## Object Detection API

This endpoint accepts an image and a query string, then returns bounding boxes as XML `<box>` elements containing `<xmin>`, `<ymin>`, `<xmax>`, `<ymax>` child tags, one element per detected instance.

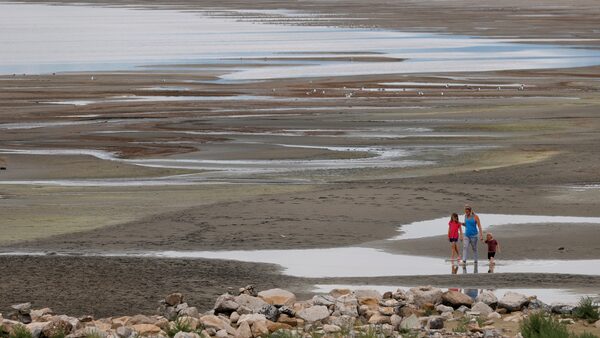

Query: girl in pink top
<box><xmin>448</xmin><ymin>213</ymin><xmax>464</xmax><ymax>262</ymax></box>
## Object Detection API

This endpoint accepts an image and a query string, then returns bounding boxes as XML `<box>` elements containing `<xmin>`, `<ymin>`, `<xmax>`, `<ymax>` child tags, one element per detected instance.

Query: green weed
<box><xmin>573</xmin><ymin>297</ymin><xmax>600</xmax><ymax>323</ymax></box>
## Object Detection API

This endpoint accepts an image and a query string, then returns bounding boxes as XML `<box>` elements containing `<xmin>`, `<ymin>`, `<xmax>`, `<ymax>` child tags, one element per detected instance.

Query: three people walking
<box><xmin>448</xmin><ymin>204</ymin><xmax>493</xmax><ymax>266</ymax></box>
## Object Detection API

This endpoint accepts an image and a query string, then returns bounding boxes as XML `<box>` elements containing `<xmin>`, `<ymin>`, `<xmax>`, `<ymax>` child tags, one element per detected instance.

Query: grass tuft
<box><xmin>573</xmin><ymin>297</ymin><xmax>600</xmax><ymax>323</ymax></box>
<box><xmin>8</xmin><ymin>325</ymin><xmax>33</xmax><ymax>338</ymax></box>
<box><xmin>520</xmin><ymin>312</ymin><xmax>570</xmax><ymax>338</ymax></box>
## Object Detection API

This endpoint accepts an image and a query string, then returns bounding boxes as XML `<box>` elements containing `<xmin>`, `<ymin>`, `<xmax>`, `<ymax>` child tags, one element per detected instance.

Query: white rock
<box><xmin>215</xmin><ymin>329</ymin><xmax>227</xmax><ymax>338</ymax></box>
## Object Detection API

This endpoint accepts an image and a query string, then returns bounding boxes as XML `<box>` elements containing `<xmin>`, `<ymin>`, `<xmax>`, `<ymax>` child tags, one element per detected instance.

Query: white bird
<box><xmin>445</xmin><ymin>84</ymin><xmax>449</xmax><ymax>88</ymax></box>
<box><xmin>322</xmin><ymin>90</ymin><xmax>325</xmax><ymax>94</ymax></box>
<box><xmin>91</xmin><ymin>76</ymin><xmax>95</xmax><ymax>81</ymax></box>
<box><xmin>441</xmin><ymin>92</ymin><xmax>444</xmax><ymax>96</ymax></box>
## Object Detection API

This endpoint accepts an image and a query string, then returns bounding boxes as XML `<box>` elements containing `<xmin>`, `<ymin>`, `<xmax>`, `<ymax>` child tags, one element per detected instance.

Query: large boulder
<box><xmin>498</xmin><ymin>292</ymin><xmax>529</xmax><ymax>312</ymax></box>
<box><xmin>409</xmin><ymin>286</ymin><xmax>443</xmax><ymax>307</ymax></box>
<box><xmin>234</xmin><ymin>294</ymin><xmax>269</xmax><ymax>313</ymax></box>
<box><xmin>125</xmin><ymin>315</ymin><xmax>155</xmax><ymax>326</ymax></box>
<box><xmin>11</xmin><ymin>303</ymin><xmax>32</xmax><ymax>314</ymax></box>
<box><xmin>476</xmin><ymin>291</ymin><xmax>498</xmax><ymax>307</ymax></box>
<box><xmin>297</xmin><ymin>306</ymin><xmax>330</xmax><ymax>323</ymax></box>
<box><xmin>257</xmin><ymin>289</ymin><xmax>296</xmax><ymax>307</ymax></box>
<box><xmin>250</xmin><ymin>321</ymin><xmax>268</xmax><ymax>337</ymax></box>
<box><xmin>442</xmin><ymin>290</ymin><xmax>474</xmax><ymax>308</ymax></box>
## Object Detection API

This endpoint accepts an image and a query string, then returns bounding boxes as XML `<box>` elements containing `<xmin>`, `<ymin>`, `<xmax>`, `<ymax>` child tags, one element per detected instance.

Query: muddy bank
<box><xmin>2</xmin><ymin>255</ymin><xmax>600</xmax><ymax>318</ymax></box>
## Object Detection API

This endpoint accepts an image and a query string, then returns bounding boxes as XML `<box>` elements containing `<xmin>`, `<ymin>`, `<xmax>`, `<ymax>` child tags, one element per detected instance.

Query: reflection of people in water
<box><xmin>451</xmin><ymin>262</ymin><xmax>459</xmax><ymax>275</ymax></box>
<box><xmin>464</xmin><ymin>288</ymin><xmax>478</xmax><ymax>300</ymax></box>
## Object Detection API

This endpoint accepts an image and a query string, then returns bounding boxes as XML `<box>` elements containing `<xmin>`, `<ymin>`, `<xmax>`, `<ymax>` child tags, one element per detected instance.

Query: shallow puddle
<box><xmin>2</xmin><ymin>3</ymin><xmax>600</xmax><ymax>79</ymax></box>
<box><xmin>391</xmin><ymin>214</ymin><xmax>600</xmax><ymax>240</ymax></box>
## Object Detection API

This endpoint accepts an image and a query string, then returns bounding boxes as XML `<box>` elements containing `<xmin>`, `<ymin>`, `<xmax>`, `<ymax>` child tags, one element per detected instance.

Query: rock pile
<box><xmin>1</xmin><ymin>286</ymin><xmax>598</xmax><ymax>338</ymax></box>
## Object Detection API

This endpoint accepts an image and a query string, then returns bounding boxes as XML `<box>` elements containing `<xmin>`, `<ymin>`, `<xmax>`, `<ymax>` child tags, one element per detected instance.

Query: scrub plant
<box><xmin>573</xmin><ymin>297</ymin><xmax>600</xmax><ymax>323</ymax></box>
<box><xmin>520</xmin><ymin>312</ymin><xmax>569</xmax><ymax>338</ymax></box>
<box><xmin>8</xmin><ymin>325</ymin><xmax>33</xmax><ymax>338</ymax></box>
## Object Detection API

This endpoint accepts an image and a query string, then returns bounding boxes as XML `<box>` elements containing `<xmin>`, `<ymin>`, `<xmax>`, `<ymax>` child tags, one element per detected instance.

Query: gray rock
<box><xmin>436</xmin><ymin>304</ymin><xmax>454</xmax><ymax>313</ymax></box>
<box><xmin>428</xmin><ymin>316</ymin><xmax>444</xmax><ymax>330</ymax></box>
<box><xmin>381</xmin><ymin>323</ymin><xmax>394</xmax><ymax>337</ymax></box>
<box><xmin>408</xmin><ymin>286</ymin><xmax>443</xmax><ymax>307</ymax></box>
<box><xmin>457</xmin><ymin>305</ymin><xmax>470</xmax><ymax>313</ymax></box>
<box><xmin>234</xmin><ymin>294</ymin><xmax>268</xmax><ymax>313</ymax></box>
<box><xmin>476</xmin><ymin>291</ymin><xmax>498</xmax><ymax>307</ymax></box>
<box><xmin>400</xmin><ymin>314</ymin><xmax>420</xmax><ymax>330</ymax></box>
<box><xmin>214</xmin><ymin>294</ymin><xmax>239</xmax><ymax>315</ymax></box>
<box><xmin>551</xmin><ymin>303</ymin><xmax>575</xmax><ymax>315</ymax></box>
<box><xmin>326</xmin><ymin>315</ymin><xmax>355</xmax><ymax>329</ymax></box>
<box><xmin>257</xmin><ymin>304</ymin><xmax>278</xmax><ymax>322</ymax></box>
<box><xmin>11</xmin><ymin>303</ymin><xmax>32</xmax><ymax>314</ymax></box>
<box><xmin>471</xmin><ymin>302</ymin><xmax>494</xmax><ymax>317</ymax></box>
<box><xmin>312</xmin><ymin>295</ymin><xmax>335</xmax><ymax>306</ymax></box>
<box><xmin>278</xmin><ymin>306</ymin><xmax>295</xmax><ymax>317</ymax></box>
<box><xmin>164</xmin><ymin>307</ymin><xmax>178</xmax><ymax>321</ymax></box>
<box><xmin>528</xmin><ymin>299</ymin><xmax>549</xmax><ymax>311</ymax></box>
<box><xmin>179</xmin><ymin>307</ymin><xmax>199</xmax><ymax>318</ymax></box>
<box><xmin>173</xmin><ymin>332</ymin><xmax>199</xmax><ymax>338</ymax></box>
<box><xmin>116</xmin><ymin>326</ymin><xmax>132</xmax><ymax>338</ymax></box>
<box><xmin>334</xmin><ymin>295</ymin><xmax>358</xmax><ymax>317</ymax></box>
<box><xmin>297</xmin><ymin>306</ymin><xmax>330</xmax><ymax>323</ymax></box>
<box><xmin>390</xmin><ymin>314</ymin><xmax>402</xmax><ymax>329</ymax></box>
<box><xmin>498</xmin><ymin>292</ymin><xmax>529</xmax><ymax>312</ymax></box>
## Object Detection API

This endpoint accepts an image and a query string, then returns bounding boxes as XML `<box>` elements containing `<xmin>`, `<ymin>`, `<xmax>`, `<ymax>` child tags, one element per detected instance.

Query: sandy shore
<box><xmin>2</xmin><ymin>0</ymin><xmax>600</xmax><ymax>318</ymax></box>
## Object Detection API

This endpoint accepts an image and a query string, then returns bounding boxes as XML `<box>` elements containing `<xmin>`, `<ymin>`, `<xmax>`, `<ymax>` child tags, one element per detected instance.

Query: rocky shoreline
<box><xmin>2</xmin><ymin>286</ymin><xmax>599</xmax><ymax>338</ymax></box>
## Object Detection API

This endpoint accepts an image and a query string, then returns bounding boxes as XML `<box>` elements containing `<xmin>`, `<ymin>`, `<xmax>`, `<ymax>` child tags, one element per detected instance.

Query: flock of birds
<box><xmin>301</xmin><ymin>83</ymin><xmax>526</xmax><ymax>98</ymax></box>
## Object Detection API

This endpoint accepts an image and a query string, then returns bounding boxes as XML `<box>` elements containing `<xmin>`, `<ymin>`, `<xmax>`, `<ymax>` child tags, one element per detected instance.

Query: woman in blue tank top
<box><xmin>462</xmin><ymin>204</ymin><xmax>483</xmax><ymax>265</ymax></box>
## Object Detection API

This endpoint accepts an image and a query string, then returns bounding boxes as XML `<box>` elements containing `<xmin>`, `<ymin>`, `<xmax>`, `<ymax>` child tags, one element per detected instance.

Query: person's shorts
<box><xmin>449</xmin><ymin>237</ymin><xmax>459</xmax><ymax>243</ymax></box>
<box><xmin>488</xmin><ymin>252</ymin><xmax>496</xmax><ymax>259</ymax></box>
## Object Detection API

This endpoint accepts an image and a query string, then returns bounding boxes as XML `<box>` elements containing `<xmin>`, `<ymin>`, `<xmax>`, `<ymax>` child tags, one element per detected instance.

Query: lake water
<box><xmin>1</xmin><ymin>3</ymin><xmax>600</xmax><ymax>79</ymax></box>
